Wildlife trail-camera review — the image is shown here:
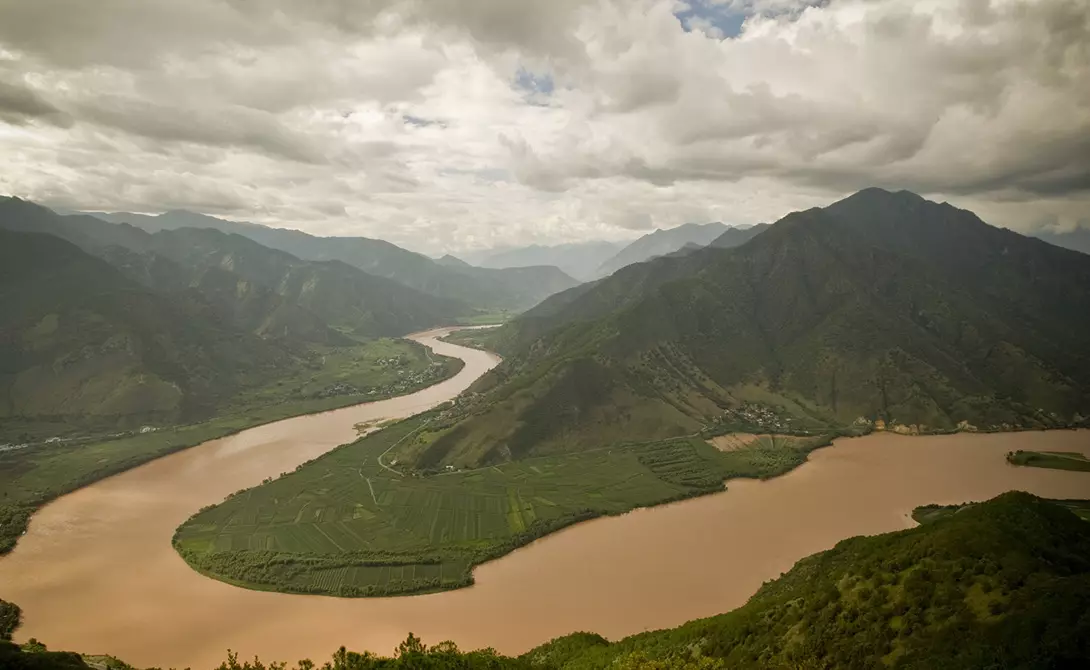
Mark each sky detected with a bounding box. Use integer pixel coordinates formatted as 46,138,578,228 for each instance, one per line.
0,0,1087,255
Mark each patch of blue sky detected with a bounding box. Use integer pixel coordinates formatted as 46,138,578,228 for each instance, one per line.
674,1,828,38
673,0,747,39
513,66,555,106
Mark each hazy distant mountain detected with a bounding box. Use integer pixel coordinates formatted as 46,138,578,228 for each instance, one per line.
472,241,625,281
86,210,579,311
409,189,1090,468
709,223,770,248
434,254,473,268
596,222,728,277
0,198,462,340
1035,226,1090,256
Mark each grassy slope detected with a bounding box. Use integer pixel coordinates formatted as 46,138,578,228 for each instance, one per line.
0,339,463,554
174,411,831,597
410,190,1090,470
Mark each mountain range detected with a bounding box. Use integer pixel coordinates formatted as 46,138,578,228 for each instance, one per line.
595,221,729,277
395,189,1090,469
85,210,579,311
0,198,463,341
465,241,626,281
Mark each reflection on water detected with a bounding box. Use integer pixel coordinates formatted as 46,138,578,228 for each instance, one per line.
1,335,1088,668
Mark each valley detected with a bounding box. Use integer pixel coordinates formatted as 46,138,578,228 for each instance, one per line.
3,190,1090,669
1,341,1087,668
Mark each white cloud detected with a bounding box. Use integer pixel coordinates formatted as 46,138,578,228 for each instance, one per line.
0,0,1087,255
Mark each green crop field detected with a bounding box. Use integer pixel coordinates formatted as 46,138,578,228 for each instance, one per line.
0,338,463,554
174,414,832,597
1005,449,1090,472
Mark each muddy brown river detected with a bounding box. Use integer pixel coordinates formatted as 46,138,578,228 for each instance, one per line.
2,329,1089,669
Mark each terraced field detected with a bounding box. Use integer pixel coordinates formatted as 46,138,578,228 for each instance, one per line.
175,414,830,596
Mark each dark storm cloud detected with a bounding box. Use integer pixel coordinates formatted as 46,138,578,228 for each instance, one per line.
0,78,71,126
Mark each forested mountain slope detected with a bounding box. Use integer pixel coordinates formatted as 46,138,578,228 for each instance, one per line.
398,189,1090,469
87,209,580,310
0,230,293,429
0,198,464,339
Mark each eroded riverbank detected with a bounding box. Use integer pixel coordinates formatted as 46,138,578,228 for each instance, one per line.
1,339,1089,668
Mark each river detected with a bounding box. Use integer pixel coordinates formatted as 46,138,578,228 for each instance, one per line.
1,329,1089,668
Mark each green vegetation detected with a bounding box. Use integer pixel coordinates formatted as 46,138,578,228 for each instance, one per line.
0,339,462,554
0,598,19,640
89,208,581,312
417,189,1090,470
440,327,505,352
456,310,514,326
174,409,831,597
914,498,1090,523
521,492,1090,669
15,493,1090,669
0,197,485,555
1006,449,1090,472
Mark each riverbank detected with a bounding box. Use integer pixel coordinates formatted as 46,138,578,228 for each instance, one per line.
2,350,1087,669
0,335,464,555
171,409,1090,599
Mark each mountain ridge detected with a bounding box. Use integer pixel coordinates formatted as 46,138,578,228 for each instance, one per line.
82,208,580,310
595,221,729,277
394,189,1090,469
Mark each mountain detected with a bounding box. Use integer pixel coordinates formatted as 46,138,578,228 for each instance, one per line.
1035,226,1090,256
0,198,463,340
85,210,580,310
595,222,728,277
472,241,626,281
138,228,465,338
435,254,473,268
402,189,1090,469
709,222,770,248
0,229,294,430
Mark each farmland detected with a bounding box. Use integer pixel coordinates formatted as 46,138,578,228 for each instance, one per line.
174,412,832,596
0,338,462,554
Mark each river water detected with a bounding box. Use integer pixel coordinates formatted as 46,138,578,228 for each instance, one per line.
1,329,1088,668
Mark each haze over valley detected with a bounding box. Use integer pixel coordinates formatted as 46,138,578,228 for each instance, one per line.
2,1,1090,669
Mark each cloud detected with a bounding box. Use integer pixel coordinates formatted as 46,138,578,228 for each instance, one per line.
0,77,71,126
0,0,1087,255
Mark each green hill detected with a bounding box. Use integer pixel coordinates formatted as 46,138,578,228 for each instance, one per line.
0,198,465,341
395,189,1090,469
87,209,581,311
0,229,295,430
